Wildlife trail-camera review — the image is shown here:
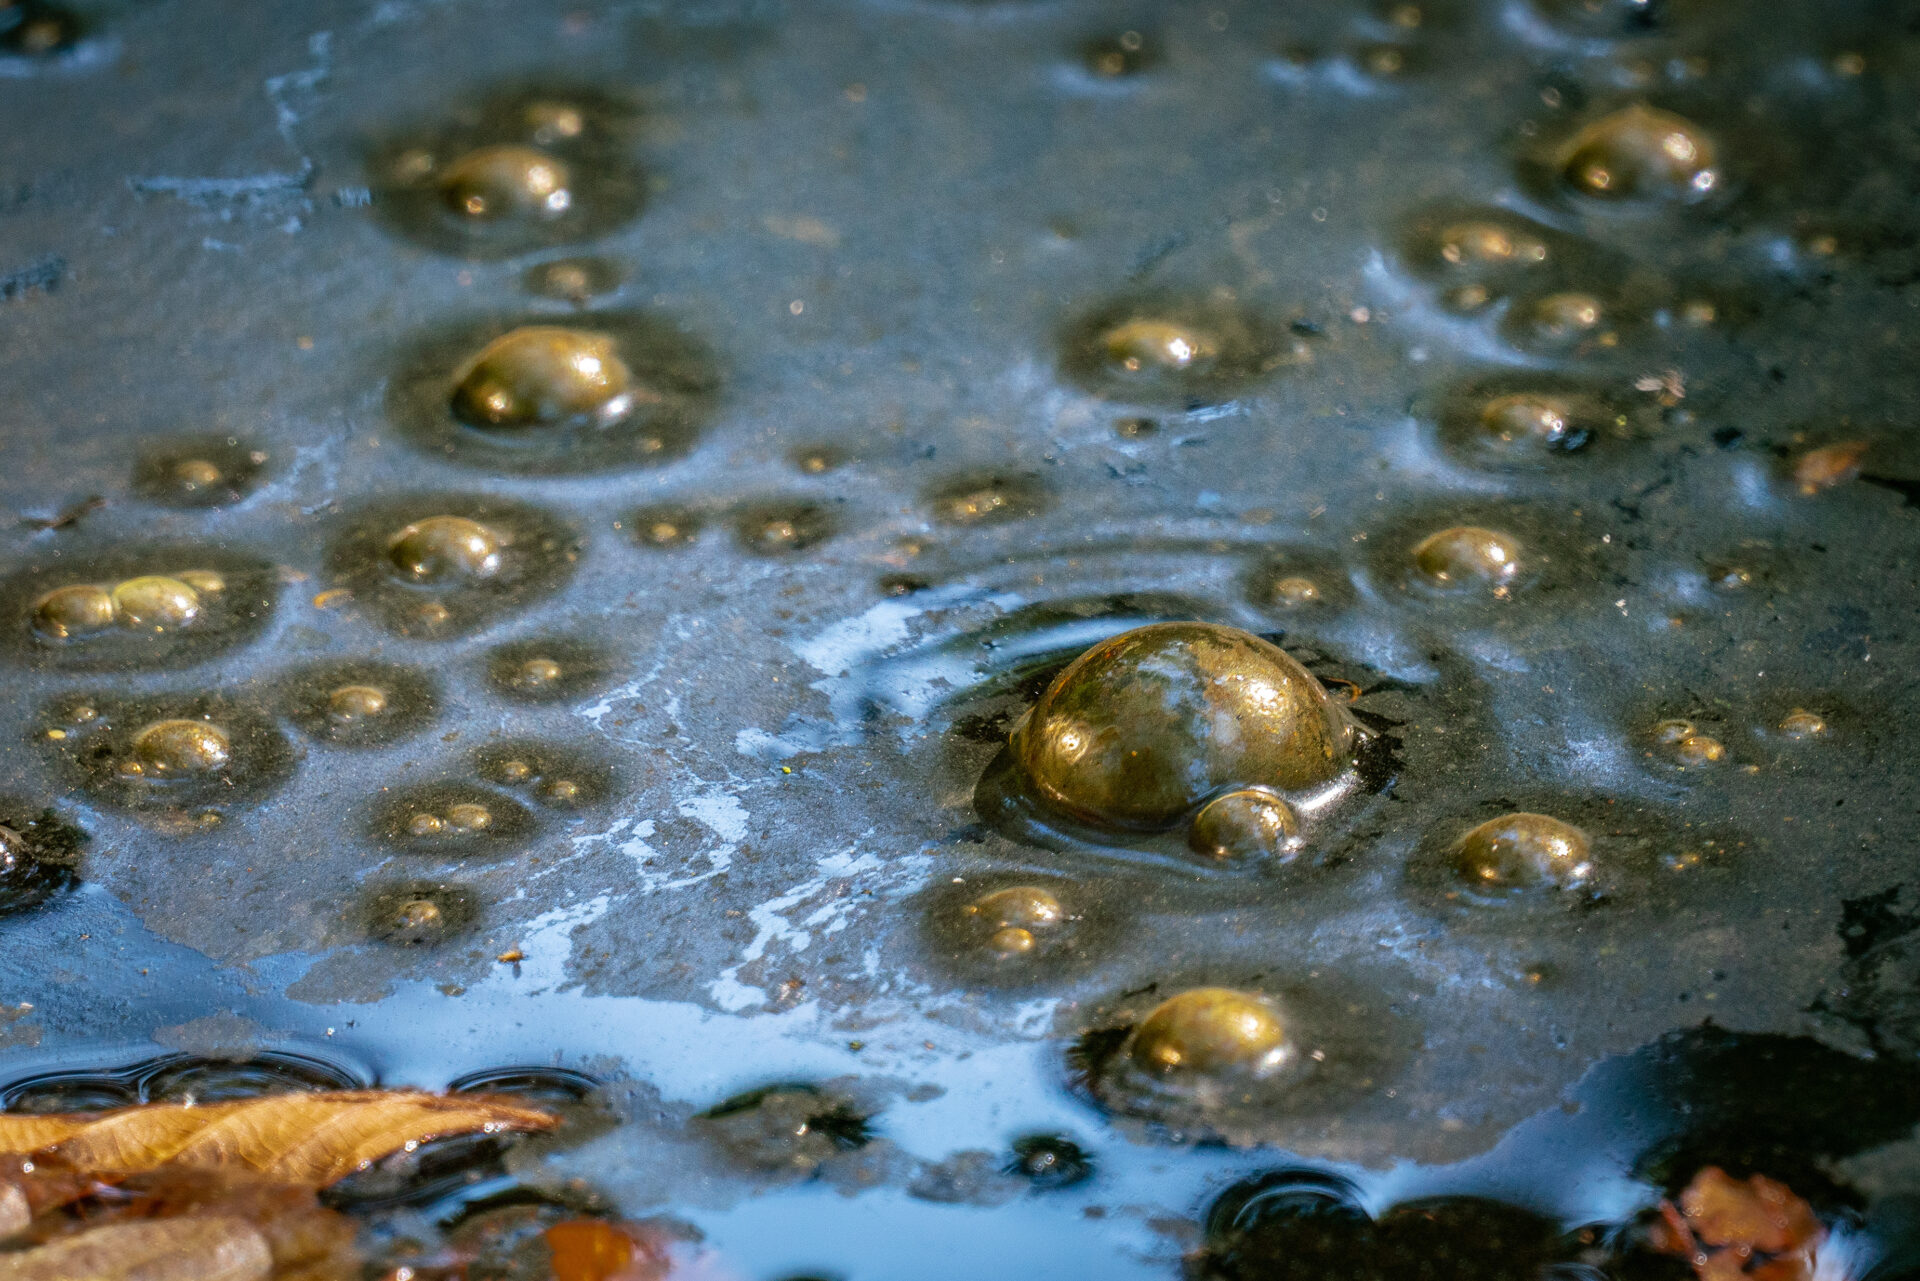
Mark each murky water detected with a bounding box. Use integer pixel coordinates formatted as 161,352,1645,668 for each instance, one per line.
2,0,1919,1277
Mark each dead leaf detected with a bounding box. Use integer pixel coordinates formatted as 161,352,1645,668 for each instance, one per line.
0,1091,555,1186
0,1217,272,1281
1791,441,1868,495
545,1219,670,1281
1652,1167,1826,1281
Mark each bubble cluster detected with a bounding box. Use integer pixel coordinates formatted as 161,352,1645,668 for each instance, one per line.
1245,548,1353,616
1011,622,1360,830
3,551,275,671
372,783,535,855
923,472,1053,527
473,740,617,810
325,495,580,639
373,93,644,258
131,438,269,508
39,693,293,814
279,660,439,747
1650,717,1727,768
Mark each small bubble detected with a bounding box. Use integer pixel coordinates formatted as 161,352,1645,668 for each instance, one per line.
1411,526,1523,592
1114,416,1159,439
109,576,203,631
126,719,232,778
1102,318,1218,376
1008,1135,1093,1189
438,144,574,222
446,802,494,832
1266,576,1321,608
1777,708,1827,740
1522,291,1607,344
522,100,587,144
1082,30,1157,77
734,501,838,555
450,326,637,431
327,684,389,723
386,515,506,585
366,882,478,947
1476,392,1585,451
1831,51,1866,77
1188,788,1303,864
31,584,116,641
1129,987,1291,1078
631,504,703,548
523,256,621,303
1,2,80,55
484,636,613,703
1448,813,1594,897
1556,103,1720,206
132,438,268,509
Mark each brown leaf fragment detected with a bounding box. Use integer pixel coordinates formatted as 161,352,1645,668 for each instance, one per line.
0,1216,272,1281
1791,441,1868,495
0,1091,556,1187
1680,1168,1822,1256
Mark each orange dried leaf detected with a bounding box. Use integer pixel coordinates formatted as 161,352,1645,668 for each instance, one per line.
1679,1167,1822,1256
1791,441,1868,495
0,1216,272,1281
546,1219,669,1281
0,1091,555,1187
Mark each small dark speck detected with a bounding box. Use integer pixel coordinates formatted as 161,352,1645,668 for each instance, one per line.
1712,427,1743,449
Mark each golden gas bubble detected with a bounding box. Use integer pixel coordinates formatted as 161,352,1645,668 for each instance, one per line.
326,684,389,725
1449,812,1593,894
446,802,494,832
1437,221,1548,270
451,326,637,431
1361,44,1406,76
386,516,505,584
1013,622,1357,830
542,779,582,805
1128,987,1290,1077
32,584,116,640
1444,284,1492,312
1558,104,1720,204
1832,51,1866,77
1188,788,1302,863
989,927,1036,956
496,759,534,783
515,657,564,689
438,145,574,221
396,899,442,931
967,885,1065,931
1778,708,1828,739
110,576,203,631
1652,718,1697,745
1478,393,1580,450
1411,526,1522,591
170,458,225,490
409,813,445,837
1084,30,1153,77
522,101,586,144
128,719,232,778
1266,576,1322,608
1101,319,1219,376
175,570,226,595
1527,292,1605,341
